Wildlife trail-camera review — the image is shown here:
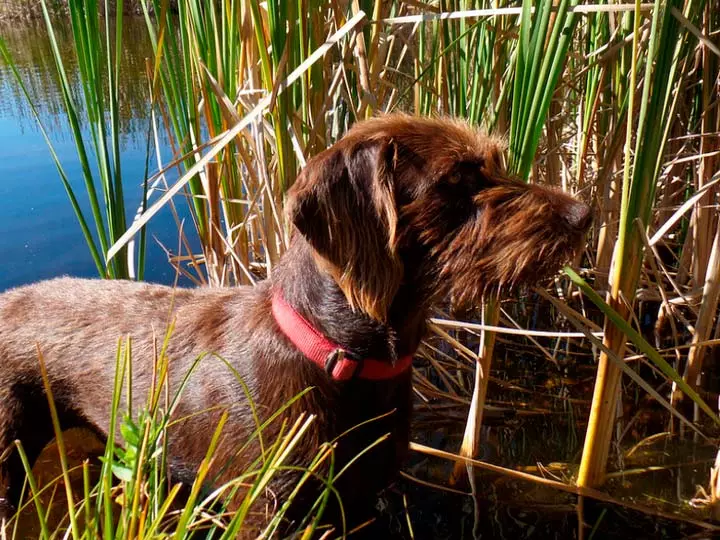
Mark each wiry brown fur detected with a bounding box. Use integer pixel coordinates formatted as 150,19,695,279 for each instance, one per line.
0,114,590,535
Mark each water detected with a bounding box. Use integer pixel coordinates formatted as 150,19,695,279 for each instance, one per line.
0,17,192,292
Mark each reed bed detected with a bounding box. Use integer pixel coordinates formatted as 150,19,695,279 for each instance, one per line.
3,0,720,537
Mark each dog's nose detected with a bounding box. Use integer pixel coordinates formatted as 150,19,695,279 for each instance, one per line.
562,200,592,231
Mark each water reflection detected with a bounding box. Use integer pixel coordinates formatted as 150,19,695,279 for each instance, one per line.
0,17,155,141
0,16,193,290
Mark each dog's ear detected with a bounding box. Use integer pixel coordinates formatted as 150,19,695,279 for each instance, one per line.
287,140,403,322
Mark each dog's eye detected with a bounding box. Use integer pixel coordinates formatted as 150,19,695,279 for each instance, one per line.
446,174,461,185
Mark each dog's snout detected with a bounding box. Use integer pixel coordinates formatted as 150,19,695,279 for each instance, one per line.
562,200,592,231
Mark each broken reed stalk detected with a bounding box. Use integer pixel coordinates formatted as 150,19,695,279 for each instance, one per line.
678,4,719,413
681,212,720,422
450,299,498,485
412,442,720,532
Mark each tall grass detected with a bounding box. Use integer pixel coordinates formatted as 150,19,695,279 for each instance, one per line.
6,0,720,534
6,336,341,539
452,0,580,489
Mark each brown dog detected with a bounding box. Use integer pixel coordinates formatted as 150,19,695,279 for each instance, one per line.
0,114,590,533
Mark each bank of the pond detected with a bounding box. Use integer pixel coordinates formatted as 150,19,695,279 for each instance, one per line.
0,0,178,21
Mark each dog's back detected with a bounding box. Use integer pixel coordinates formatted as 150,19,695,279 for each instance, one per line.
0,276,409,533
0,279,264,512
0,277,257,394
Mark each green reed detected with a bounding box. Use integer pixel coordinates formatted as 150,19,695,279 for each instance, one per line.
577,0,709,487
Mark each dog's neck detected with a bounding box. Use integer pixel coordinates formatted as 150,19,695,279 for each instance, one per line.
271,238,428,361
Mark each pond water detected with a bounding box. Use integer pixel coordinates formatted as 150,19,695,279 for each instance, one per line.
0,17,190,292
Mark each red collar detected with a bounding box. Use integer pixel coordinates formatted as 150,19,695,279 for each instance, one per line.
271,290,413,382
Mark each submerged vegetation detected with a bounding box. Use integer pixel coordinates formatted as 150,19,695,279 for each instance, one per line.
2,0,720,537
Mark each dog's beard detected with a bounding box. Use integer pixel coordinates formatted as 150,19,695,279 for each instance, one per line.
440,229,584,314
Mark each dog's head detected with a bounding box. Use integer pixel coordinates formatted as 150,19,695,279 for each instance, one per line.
287,114,590,321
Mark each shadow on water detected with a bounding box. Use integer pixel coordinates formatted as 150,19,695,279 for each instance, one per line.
0,16,195,291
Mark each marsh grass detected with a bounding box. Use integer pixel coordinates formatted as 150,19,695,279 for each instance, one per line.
4,0,720,536
3,332,353,539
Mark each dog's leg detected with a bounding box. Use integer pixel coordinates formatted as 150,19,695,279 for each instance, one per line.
0,376,83,520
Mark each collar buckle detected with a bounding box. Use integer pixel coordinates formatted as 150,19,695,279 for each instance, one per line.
325,348,364,380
